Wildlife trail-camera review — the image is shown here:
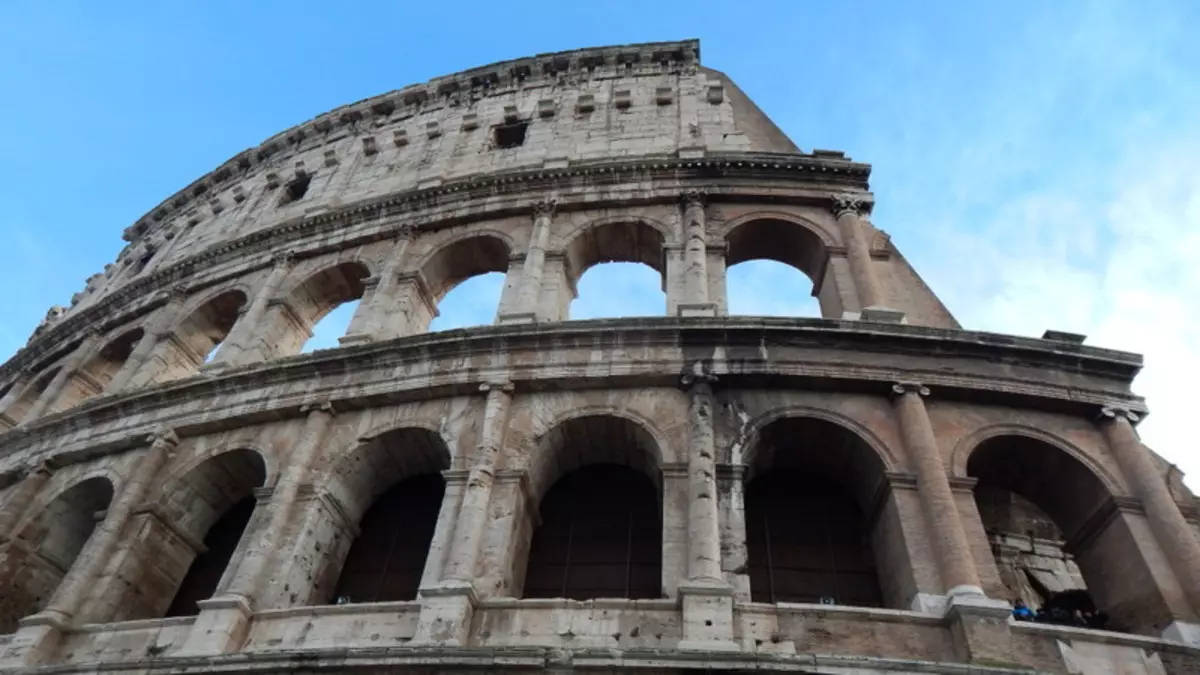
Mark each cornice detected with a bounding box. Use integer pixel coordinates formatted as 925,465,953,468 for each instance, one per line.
0,318,1146,468
3,155,870,382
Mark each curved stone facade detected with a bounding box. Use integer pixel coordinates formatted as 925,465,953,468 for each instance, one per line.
1,40,1199,675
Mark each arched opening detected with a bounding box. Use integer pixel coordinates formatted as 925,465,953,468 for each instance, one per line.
422,236,510,332
79,449,267,623
0,367,59,426
725,219,828,318
278,262,371,354
51,328,145,413
565,222,666,319
522,415,663,600
0,477,114,632
968,435,1157,634
744,417,886,607
139,290,248,385
325,427,451,606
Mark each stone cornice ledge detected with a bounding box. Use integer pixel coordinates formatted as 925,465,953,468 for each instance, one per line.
0,318,1147,466
12,645,1054,675
3,153,869,383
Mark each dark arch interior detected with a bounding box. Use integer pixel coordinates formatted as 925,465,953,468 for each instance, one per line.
292,262,371,326
331,473,445,604
968,435,1124,628
523,464,662,600
565,221,666,277
165,496,256,618
0,476,114,632
745,417,887,607
177,290,249,364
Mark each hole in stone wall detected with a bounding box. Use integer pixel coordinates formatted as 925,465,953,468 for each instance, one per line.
493,121,529,149
570,262,664,320
430,272,504,331
279,173,312,206
726,260,820,317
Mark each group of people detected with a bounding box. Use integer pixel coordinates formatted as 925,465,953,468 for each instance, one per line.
1011,599,1109,630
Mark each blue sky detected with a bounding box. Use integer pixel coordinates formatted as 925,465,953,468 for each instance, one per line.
2,1,1198,488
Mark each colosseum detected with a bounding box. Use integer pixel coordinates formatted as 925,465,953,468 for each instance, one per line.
0,39,1198,675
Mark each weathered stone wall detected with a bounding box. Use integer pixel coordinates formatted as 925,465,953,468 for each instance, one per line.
1,39,1199,675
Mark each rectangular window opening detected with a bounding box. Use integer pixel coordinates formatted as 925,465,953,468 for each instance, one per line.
493,121,529,149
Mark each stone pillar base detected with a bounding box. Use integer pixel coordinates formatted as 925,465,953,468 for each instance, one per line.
0,610,69,668
176,595,253,656
1163,620,1200,646
910,585,989,616
943,593,1017,666
497,312,537,325
860,306,907,324
677,580,740,652
676,303,717,318
410,580,478,646
338,333,374,347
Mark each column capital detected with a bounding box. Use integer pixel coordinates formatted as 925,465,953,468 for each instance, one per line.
892,381,930,397
1098,406,1141,424
531,199,557,219
479,381,515,394
300,400,336,417
680,189,708,209
830,192,873,218
146,427,180,450
680,360,718,390
270,250,296,268
157,283,190,305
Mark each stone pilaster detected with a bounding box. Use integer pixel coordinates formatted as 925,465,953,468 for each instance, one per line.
21,330,103,423
418,469,468,589
500,199,555,325
0,373,32,429
412,381,513,646
179,402,336,656
831,193,886,312
675,190,716,317
891,382,985,600
1098,406,1200,644
676,361,737,651
210,252,294,366
0,462,53,542
341,233,411,344
3,430,179,668
716,464,750,601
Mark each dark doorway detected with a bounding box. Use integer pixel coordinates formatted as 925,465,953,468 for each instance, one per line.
332,473,445,604
165,496,256,617
523,464,661,600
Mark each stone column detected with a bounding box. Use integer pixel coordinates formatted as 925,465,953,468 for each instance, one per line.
179,401,336,656
831,193,886,312
107,286,190,393
412,381,513,646
500,200,555,324
891,382,984,600
676,361,737,651
0,373,31,429
3,430,178,667
209,252,295,367
341,233,411,344
676,190,716,317
1099,407,1200,634
21,330,103,423
0,463,54,542
418,470,468,589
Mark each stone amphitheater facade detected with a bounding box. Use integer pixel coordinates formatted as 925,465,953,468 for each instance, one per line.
1,39,1199,675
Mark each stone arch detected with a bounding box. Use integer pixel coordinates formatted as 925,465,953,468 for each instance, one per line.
0,475,114,632
723,212,833,318
961,429,1172,635
149,288,249,384
319,427,452,605
520,413,665,600
562,217,667,278
1,366,61,426
273,260,372,356
741,411,893,608
409,231,513,332
82,448,268,623
52,327,146,412
950,424,1124,495
741,405,899,474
